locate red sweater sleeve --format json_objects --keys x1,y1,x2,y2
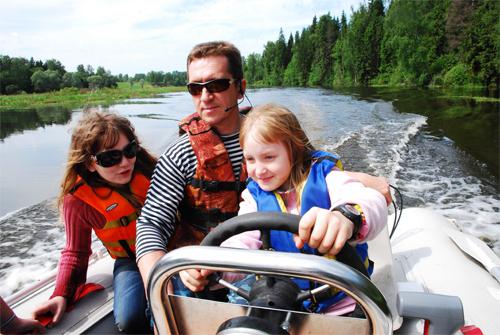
[{"x1": 51, "y1": 194, "x2": 105, "y2": 301}]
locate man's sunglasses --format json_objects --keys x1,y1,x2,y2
[
  {"x1": 92, "y1": 140, "x2": 139, "y2": 168},
  {"x1": 186, "y1": 78, "x2": 236, "y2": 96}
]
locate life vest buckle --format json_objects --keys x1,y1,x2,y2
[
  {"x1": 119, "y1": 216, "x2": 130, "y2": 226},
  {"x1": 201, "y1": 180, "x2": 219, "y2": 191}
]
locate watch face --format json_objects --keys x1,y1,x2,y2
[{"x1": 344, "y1": 204, "x2": 361, "y2": 216}]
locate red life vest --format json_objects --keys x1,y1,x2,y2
[
  {"x1": 71, "y1": 172, "x2": 150, "y2": 258},
  {"x1": 169, "y1": 112, "x2": 247, "y2": 249}
]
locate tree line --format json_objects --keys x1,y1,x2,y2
[
  {"x1": 0, "y1": 56, "x2": 187, "y2": 95},
  {"x1": 0, "y1": 57, "x2": 119, "y2": 94},
  {"x1": 244, "y1": 0, "x2": 499, "y2": 88},
  {"x1": 2, "y1": 0, "x2": 497, "y2": 95}
]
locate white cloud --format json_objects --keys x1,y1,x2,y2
[{"x1": 0, "y1": 0, "x2": 365, "y2": 75}]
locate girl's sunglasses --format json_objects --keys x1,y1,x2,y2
[
  {"x1": 93, "y1": 140, "x2": 139, "y2": 168},
  {"x1": 186, "y1": 78, "x2": 235, "y2": 96}
]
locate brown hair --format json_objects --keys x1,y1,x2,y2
[
  {"x1": 239, "y1": 103, "x2": 315, "y2": 192},
  {"x1": 58, "y1": 109, "x2": 156, "y2": 208},
  {"x1": 187, "y1": 41, "x2": 244, "y2": 81}
]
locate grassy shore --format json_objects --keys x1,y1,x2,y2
[
  {"x1": 0, "y1": 82, "x2": 186, "y2": 111},
  {"x1": 2, "y1": 83, "x2": 497, "y2": 111}
]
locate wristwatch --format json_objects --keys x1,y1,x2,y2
[{"x1": 332, "y1": 204, "x2": 362, "y2": 240}]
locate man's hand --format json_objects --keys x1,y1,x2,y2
[
  {"x1": 294, "y1": 207, "x2": 354, "y2": 256},
  {"x1": 345, "y1": 172, "x2": 392, "y2": 205},
  {"x1": 179, "y1": 269, "x2": 211, "y2": 292}
]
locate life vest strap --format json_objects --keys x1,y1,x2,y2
[
  {"x1": 101, "y1": 238, "x2": 136, "y2": 259},
  {"x1": 103, "y1": 211, "x2": 139, "y2": 229},
  {"x1": 118, "y1": 240, "x2": 136, "y2": 259},
  {"x1": 183, "y1": 208, "x2": 238, "y2": 233},
  {"x1": 104, "y1": 238, "x2": 136, "y2": 248},
  {"x1": 190, "y1": 178, "x2": 246, "y2": 192},
  {"x1": 314, "y1": 155, "x2": 343, "y2": 170}
]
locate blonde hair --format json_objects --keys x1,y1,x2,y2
[
  {"x1": 240, "y1": 103, "x2": 315, "y2": 192},
  {"x1": 58, "y1": 109, "x2": 156, "y2": 208}
]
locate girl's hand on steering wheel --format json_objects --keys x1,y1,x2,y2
[{"x1": 294, "y1": 207, "x2": 354, "y2": 256}]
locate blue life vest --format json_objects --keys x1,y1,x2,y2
[{"x1": 246, "y1": 150, "x2": 372, "y2": 312}]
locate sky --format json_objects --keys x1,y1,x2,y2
[{"x1": 1, "y1": 0, "x2": 365, "y2": 76}]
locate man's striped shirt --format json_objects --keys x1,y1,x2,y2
[{"x1": 135, "y1": 132, "x2": 242, "y2": 260}]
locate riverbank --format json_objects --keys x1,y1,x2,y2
[
  {"x1": 3, "y1": 83, "x2": 498, "y2": 112},
  {"x1": 248, "y1": 84, "x2": 500, "y2": 102},
  {"x1": 0, "y1": 82, "x2": 186, "y2": 111}
]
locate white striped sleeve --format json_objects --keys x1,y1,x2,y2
[
  {"x1": 135, "y1": 135, "x2": 196, "y2": 260},
  {"x1": 135, "y1": 132, "x2": 243, "y2": 261}
]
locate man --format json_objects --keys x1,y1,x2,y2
[
  {"x1": 136, "y1": 41, "x2": 248, "y2": 290},
  {"x1": 136, "y1": 41, "x2": 390, "y2": 292}
]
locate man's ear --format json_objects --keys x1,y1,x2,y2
[{"x1": 239, "y1": 79, "x2": 247, "y2": 98}]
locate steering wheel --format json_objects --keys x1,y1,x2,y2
[
  {"x1": 201, "y1": 211, "x2": 369, "y2": 276},
  {"x1": 199, "y1": 212, "x2": 369, "y2": 309}
]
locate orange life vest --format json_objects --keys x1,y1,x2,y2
[
  {"x1": 71, "y1": 172, "x2": 150, "y2": 259},
  {"x1": 169, "y1": 112, "x2": 247, "y2": 249}
]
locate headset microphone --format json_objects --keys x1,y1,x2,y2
[
  {"x1": 224, "y1": 85, "x2": 253, "y2": 112},
  {"x1": 224, "y1": 95, "x2": 245, "y2": 113},
  {"x1": 224, "y1": 102, "x2": 239, "y2": 112}
]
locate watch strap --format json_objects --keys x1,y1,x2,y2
[{"x1": 332, "y1": 203, "x2": 364, "y2": 241}]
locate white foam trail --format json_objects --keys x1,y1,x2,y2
[
  {"x1": 325, "y1": 133, "x2": 354, "y2": 151},
  {"x1": 386, "y1": 116, "x2": 427, "y2": 182},
  {"x1": 0, "y1": 206, "x2": 29, "y2": 221}
]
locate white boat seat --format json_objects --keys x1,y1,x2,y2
[
  {"x1": 9, "y1": 255, "x2": 115, "y2": 334},
  {"x1": 368, "y1": 222, "x2": 403, "y2": 330}
]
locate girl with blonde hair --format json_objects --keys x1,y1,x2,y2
[
  {"x1": 231, "y1": 103, "x2": 387, "y2": 314},
  {"x1": 184, "y1": 103, "x2": 387, "y2": 315}
]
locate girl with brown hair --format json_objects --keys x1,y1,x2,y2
[{"x1": 33, "y1": 110, "x2": 155, "y2": 333}]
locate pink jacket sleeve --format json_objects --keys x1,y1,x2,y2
[{"x1": 326, "y1": 171, "x2": 387, "y2": 241}]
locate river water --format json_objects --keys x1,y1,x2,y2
[{"x1": 0, "y1": 88, "x2": 498, "y2": 297}]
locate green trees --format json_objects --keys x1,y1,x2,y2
[
  {"x1": 1, "y1": 53, "x2": 187, "y2": 95},
  {"x1": 145, "y1": 70, "x2": 186, "y2": 86},
  {"x1": 308, "y1": 14, "x2": 340, "y2": 87},
  {"x1": 31, "y1": 69, "x2": 61, "y2": 92},
  {"x1": 163, "y1": 71, "x2": 187, "y2": 86},
  {"x1": 146, "y1": 71, "x2": 165, "y2": 86},
  {"x1": 244, "y1": 53, "x2": 264, "y2": 85},
  {"x1": 244, "y1": 0, "x2": 498, "y2": 88},
  {"x1": 1, "y1": 56, "x2": 34, "y2": 94},
  {"x1": 460, "y1": 0, "x2": 499, "y2": 86},
  {"x1": 260, "y1": 29, "x2": 289, "y2": 86},
  {"x1": 379, "y1": 0, "x2": 448, "y2": 86},
  {"x1": 0, "y1": 56, "x2": 121, "y2": 94}
]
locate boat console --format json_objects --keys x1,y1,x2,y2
[{"x1": 148, "y1": 212, "x2": 392, "y2": 334}]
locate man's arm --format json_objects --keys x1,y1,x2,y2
[
  {"x1": 344, "y1": 171, "x2": 392, "y2": 205},
  {"x1": 137, "y1": 250, "x2": 166, "y2": 291},
  {"x1": 136, "y1": 136, "x2": 196, "y2": 288}
]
